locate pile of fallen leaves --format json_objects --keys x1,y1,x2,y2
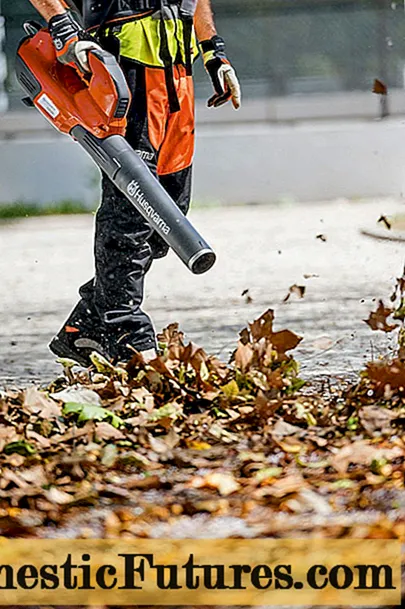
[
  {"x1": 0, "y1": 308, "x2": 404, "y2": 540},
  {"x1": 354, "y1": 266, "x2": 405, "y2": 405}
]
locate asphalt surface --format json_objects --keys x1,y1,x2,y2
[{"x1": 1, "y1": 198, "x2": 404, "y2": 386}]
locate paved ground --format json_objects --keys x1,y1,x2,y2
[{"x1": 1, "y1": 199, "x2": 405, "y2": 386}]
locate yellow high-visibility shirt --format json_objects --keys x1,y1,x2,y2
[{"x1": 108, "y1": 14, "x2": 199, "y2": 68}]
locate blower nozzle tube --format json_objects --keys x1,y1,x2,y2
[{"x1": 72, "y1": 126, "x2": 216, "y2": 275}]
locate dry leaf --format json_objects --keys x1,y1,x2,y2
[
  {"x1": 364, "y1": 301, "x2": 398, "y2": 333},
  {"x1": 271, "y1": 330, "x2": 302, "y2": 353},
  {"x1": 373, "y1": 79, "x2": 387, "y2": 95},
  {"x1": 95, "y1": 422, "x2": 125, "y2": 441},
  {"x1": 283, "y1": 284, "x2": 306, "y2": 303},
  {"x1": 44, "y1": 487, "x2": 74, "y2": 505},
  {"x1": 23, "y1": 388, "x2": 61, "y2": 419},
  {"x1": 331, "y1": 441, "x2": 403, "y2": 475},
  {"x1": 265, "y1": 475, "x2": 305, "y2": 498},
  {"x1": 191, "y1": 473, "x2": 240, "y2": 497},
  {"x1": 359, "y1": 406, "x2": 397, "y2": 435},
  {"x1": 234, "y1": 342, "x2": 254, "y2": 372}
]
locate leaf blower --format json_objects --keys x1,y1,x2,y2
[{"x1": 15, "y1": 23, "x2": 216, "y2": 275}]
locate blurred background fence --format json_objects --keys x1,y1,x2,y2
[
  {"x1": 2, "y1": 0, "x2": 405, "y2": 205},
  {"x1": 3, "y1": 0, "x2": 405, "y2": 108}
]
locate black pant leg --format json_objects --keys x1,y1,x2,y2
[
  {"x1": 93, "y1": 62, "x2": 159, "y2": 357},
  {"x1": 147, "y1": 164, "x2": 193, "y2": 259},
  {"x1": 67, "y1": 62, "x2": 157, "y2": 359}
]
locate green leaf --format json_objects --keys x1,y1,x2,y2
[
  {"x1": 89, "y1": 352, "x2": 127, "y2": 379},
  {"x1": 330, "y1": 479, "x2": 356, "y2": 490},
  {"x1": 221, "y1": 380, "x2": 239, "y2": 398},
  {"x1": 371, "y1": 457, "x2": 388, "y2": 475},
  {"x1": 296, "y1": 456, "x2": 329, "y2": 469},
  {"x1": 148, "y1": 402, "x2": 182, "y2": 422},
  {"x1": 4, "y1": 440, "x2": 36, "y2": 456},
  {"x1": 63, "y1": 402, "x2": 123, "y2": 428},
  {"x1": 255, "y1": 467, "x2": 283, "y2": 482},
  {"x1": 200, "y1": 361, "x2": 210, "y2": 382},
  {"x1": 346, "y1": 416, "x2": 358, "y2": 431},
  {"x1": 56, "y1": 357, "x2": 81, "y2": 369}
]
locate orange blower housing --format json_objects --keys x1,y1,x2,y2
[
  {"x1": 15, "y1": 25, "x2": 216, "y2": 275},
  {"x1": 16, "y1": 28, "x2": 130, "y2": 138}
]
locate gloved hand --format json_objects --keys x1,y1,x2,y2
[
  {"x1": 201, "y1": 35, "x2": 241, "y2": 110},
  {"x1": 48, "y1": 11, "x2": 101, "y2": 73}
]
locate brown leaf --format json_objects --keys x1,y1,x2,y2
[
  {"x1": 19, "y1": 466, "x2": 48, "y2": 487},
  {"x1": 44, "y1": 487, "x2": 74, "y2": 505},
  {"x1": 2, "y1": 470, "x2": 30, "y2": 489},
  {"x1": 23, "y1": 388, "x2": 61, "y2": 419},
  {"x1": 191, "y1": 472, "x2": 240, "y2": 497},
  {"x1": 189, "y1": 346, "x2": 209, "y2": 376},
  {"x1": 359, "y1": 406, "x2": 397, "y2": 435},
  {"x1": 272, "y1": 420, "x2": 304, "y2": 438},
  {"x1": 249, "y1": 309, "x2": 274, "y2": 341},
  {"x1": 264, "y1": 474, "x2": 305, "y2": 499},
  {"x1": 254, "y1": 391, "x2": 280, "y2": 420},
  {"x1": 271, "y1": 330, "x2": 303, "y2": 353},
  {"x1": 149, "y1": 435, "x2": 173, "y2": 455},
  {"x1": 364, "y1": 300, "x2": 398, "y2": 332},
  {"x1": 283, "y1": 284, "x2": 306, "y2": 303},
  {"x1": 286, "y1": 489, "x2": 332, "y2": 515},
  {"x1": 124, "y1": 475, "x2": 162, "y2": 490},
  {"x1": 234, "y1": 341, "x2": 254, "y2": 372},
  {"x1": 26, "y1": 430, "x2": 51, "y2": 449},
  {"x1": 0, "y1": 426, "x2": 20, "y2": 452},
  {"x1": 95, "y1": 422, "x2": 125, "y2": 441},
  {"x1": 373, "y1": 79, "x2": 387, "y2": 95},
  {"x1": 331, "y1": 441, "x2": 403, "y2": 475},
  {"x1": 366, "y1": 359, "x2": 405, "y2": 391},
  {"x1": 267, "y1": 370, "x2": 285, "y2": 390}
]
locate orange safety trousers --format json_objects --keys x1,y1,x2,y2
[{"x1": 145, "y1": 64, "x2": 195, "y2": 176}]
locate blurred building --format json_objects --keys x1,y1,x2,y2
[{"x1": 2, "y1": 0, "x2": 405, "y2": 205}]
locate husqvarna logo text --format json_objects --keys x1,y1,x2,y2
[{"x1": 127, "y1": 181, "x2": 170, "y2": 236}]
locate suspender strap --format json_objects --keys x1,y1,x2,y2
[
  {"x1": 94, "y1": 0, "x2": 118, "y2": 39},
  {"x1": 181, "y1": 15, "x2": 193, "y2": 76},
  {"x1": 158, "y1": 2, "x2": 181, "y2": 114}
]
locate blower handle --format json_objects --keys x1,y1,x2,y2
[{"x1": 86, "y1": 49, "x2": 131, "y2": 120}]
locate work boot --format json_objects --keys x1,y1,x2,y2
[
  {"x1": 109, "y1": 328, "x2": 158, "y2": 364},
  {"x1": 49, "y1": 302, "x2": 111, "y2": 367}
]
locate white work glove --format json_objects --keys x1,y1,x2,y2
[
  {"x1": 201, "y1": 35, "x2": 241, "y2": 110},
  {"x1": 48, "y1": 11, "x2": 102, "y2": 73}
]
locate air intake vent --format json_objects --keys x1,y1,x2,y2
[
  {"x1": 19, "y1": 72, "x2": 37, "y2": 96},
  {"x1": 15, "y1": 56, "x2": 41, "y2": 98}
]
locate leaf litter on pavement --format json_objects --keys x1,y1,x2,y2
[{"x1": 0, "y1": 299, "x2": 405, "y2": 543}]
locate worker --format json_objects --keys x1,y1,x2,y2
[{"x1": 27, "y1": 0, "x2": 241, "y2": 365}]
